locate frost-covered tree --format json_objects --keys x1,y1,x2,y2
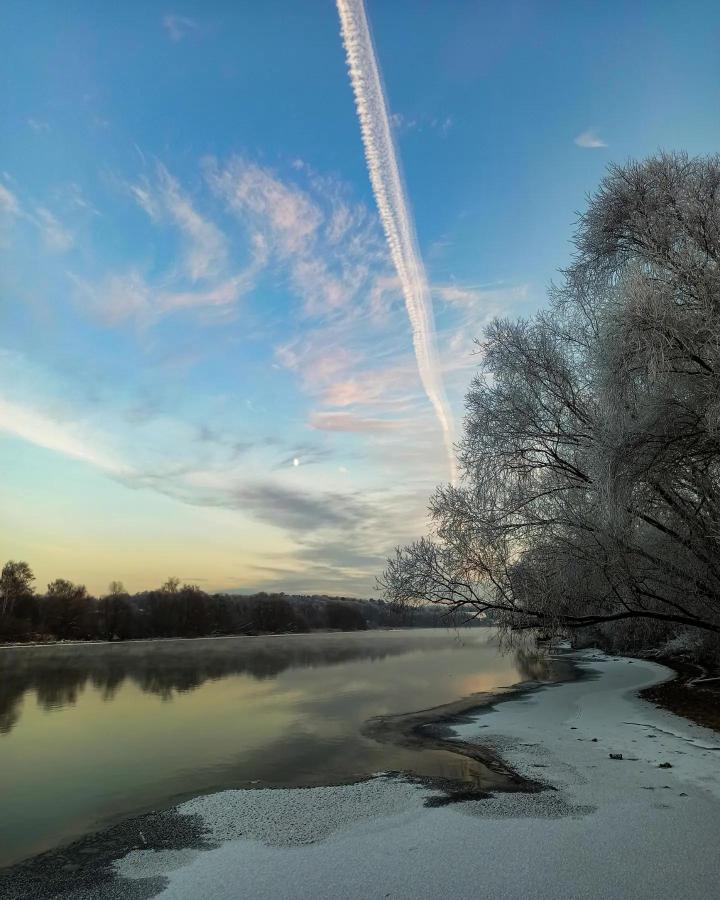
[{"x1": 381, "y1": 153, "x2": 720, "y2": 639}]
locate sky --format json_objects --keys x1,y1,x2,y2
[{"x1": 2, "y1": 0, "x2": 719, "y2": 597}]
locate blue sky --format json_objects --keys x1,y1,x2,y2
[{"x1": 2, "y1": 0, "x2": 719, "y2": 595}]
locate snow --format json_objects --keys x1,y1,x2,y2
[{"x1": 115, "y1": 652, "x2": 720, "y2": 899}]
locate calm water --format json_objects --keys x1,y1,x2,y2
[{"x1": 0, "y1": 628, "x2": 538, "y2": 867}]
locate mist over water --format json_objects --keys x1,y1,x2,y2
[{"x1": 0, "y1": 628, "x2": 545, "y2": 867}]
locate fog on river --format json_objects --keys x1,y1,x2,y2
[{"x1": 0, "y1": 628, "x2": 551, "y2": 866}]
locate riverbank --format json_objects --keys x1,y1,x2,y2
[
  {"x1": 361, "y1": 651, "x2": 580, "y2": 802},
  {"x1": 3, "y1": 649, "x2": 720, "y2": 899},
  {"x1": 639, "y1": 656, "x2": 720, "y2": 732},
  {"x1": 0, "y1": 628, "x2": 387, "y2": 650}
]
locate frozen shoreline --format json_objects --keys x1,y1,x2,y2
[
  {"x1": 4, "y1": 650, "x2": 720, "y2": 899},
  {"x1": 108, "y1": 651, "x2": 720, "y2": 899}
]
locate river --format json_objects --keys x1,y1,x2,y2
[{"x1": 0, "y1": 627, "x2": 542, "y2": 867}]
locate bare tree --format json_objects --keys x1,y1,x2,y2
[
  {"x1": 381, "y1": 153, "x2": 720, "y2": 641},
  {"x1": 42, "y1": 579, "x2": 94, "y2": 640},
  {"x1": 0, "y1": 561, "x2": 35, "y2": 619},
  {"x1": 99, "y1": 581, "x2": 132, "y2": 641}
]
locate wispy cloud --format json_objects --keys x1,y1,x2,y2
[
  {"x1": 131, "y1": 165, "x2": 227, "y2": 281},
  {"x1": 440, "y1": 115, "x2": 453, "y2": 136},
  {"x1": 336, "y1": 0, "x2": 456, "y2": 481},
  {"x1": 309, "y1": 411, "x2": 402, "y2": 432},
  {"x1": 72, "y1": 271, "x2": 152, "y2": 325},
  {"x1": 206, "y1": 157, "x2": 386, "y2": 317},
  {"x1": 27, "y1": 117, "x2": 50, "y2": 133},
  {"x1": 275, "y1": 443, "x2": 335, "y2": 470},
  {"x1": 206, "y1": 159, "x2": 321, "y2": 257},
  {"x1": 434, "y1": 282, "x2": 529, "y2": 307},
  {"x1": 0, "y1": 184, "x2": 19, "y2": 216},
  {"x1": 162, "y1": 14, "x2": 198, "y2": 42},
  {"x1": 227, "y1": 483, "x2": 367, "y2": 533},
  {"x1": 33, "y1": 207, "x2": 74, "y2": 252},
  {"x1": 0, "y1": 183, "x2": 74, "y2": 251},
  {"x1": 0, "y1": 388, "x2": 373, "y2": 553},
  {"x1": 275, "y1": 337, "x2": 365, "y2": 392},
  {"x1": 574, "y1": 128, "x2": 607, "y2": 149},
  {"x1": 73, "y1": 264, "x2": 263, "y2": 325},
  {"x1": 0, "y1": 395, "x2": 125, "y2": 475},
  {"x1": 2, "y1": 151, "x2": 508, "y2": 593},
  {"x1": 55, "y1": 182, "x2": 99, "y2": 216},
  {"x1": 320, "y1": 370, "x2": 404, "y2": 408},
  {"x1": 390, "y1": 112, "x2": 454, "y2": 137},
  {"x1": 71, "y1": 156, "x2": 388, "y2": 332},
  {"x1": 160, "y1": 273, "x2": 255, "y2": 312},
  {"x1": 75, "y1": 163, "x2": 278, "y2": 324}
]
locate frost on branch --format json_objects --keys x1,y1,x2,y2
[{"x1": 380, "y1": 153, "x2": 720, "y2": 643}]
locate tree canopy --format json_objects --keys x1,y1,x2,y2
[{"x1": 381, "y1": 153, "x2": 720, "y2": 643}]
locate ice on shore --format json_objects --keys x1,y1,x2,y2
[{"x1": 116, "y1": 653, "x2": 720, "y2": 899}]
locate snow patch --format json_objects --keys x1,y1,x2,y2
[{"x1": 115, "y1": 652, "x2": 720, "y2": 899}]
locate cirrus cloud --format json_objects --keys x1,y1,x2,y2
[
  {"x1": 309, "y1": 411, "x2": 402, "y2": 433},
  {"x1": 574, "y1": 128, "x2": 607, "y2": 149}
]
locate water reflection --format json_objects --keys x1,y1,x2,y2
[
  {"x1": 0, "y1": 629, "x2": 549, "y2": 867},
  {"x1": 0, "y1": 631, "x2": 511, "y2": 733}
]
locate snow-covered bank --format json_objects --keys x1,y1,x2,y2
[{"x1": 115, "y1": 653, "x2": 720, "y2": 899}]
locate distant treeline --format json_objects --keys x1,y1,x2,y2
[{"x1": 0, "y1": 562, "x2": 448, "y2": 644}]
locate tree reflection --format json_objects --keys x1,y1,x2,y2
[{"x1": 0, "y1": 632, "x2": 507, "y2": 734}]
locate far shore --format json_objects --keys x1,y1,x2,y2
[{"x1": 0, "y1": 625, "x2": 467, "y2": 651}]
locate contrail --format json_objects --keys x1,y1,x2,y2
[{"x1": 336, "y1": 0, "x2": 456, "y2": 482}]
